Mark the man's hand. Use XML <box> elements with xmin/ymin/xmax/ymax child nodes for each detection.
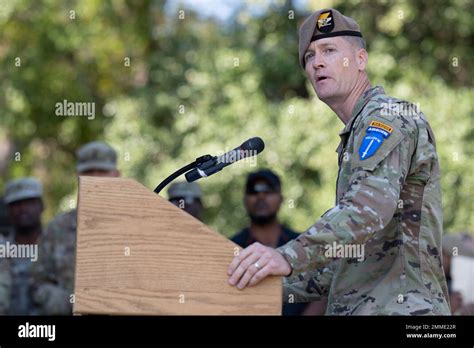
<box><xmin>227</xmin><ymin>242</ymin><xmax>292</xmax><ymax>290</ymax></box>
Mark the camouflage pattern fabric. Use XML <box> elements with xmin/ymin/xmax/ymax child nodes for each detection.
<box><xmin>32</xmin><ymin>209</ymin><xmax>76</xmax><ymax>315</ymax></box>
<box><xmin>8</xmin><ymin>241</ymin><xmax>38</xmax><ymax>315</ymax></box>
<box><xmin>0</xmin><ymin>235</ymin><xmax>11</xmax><ymax>314</ymax></box>
<box><xmin>278</xmin><ymin>86</ymin><xmax>451</xmax><ymax>315</ymax></box>
<box><xmin>3</xmin><ymin>177</ymin><xmax>43</xmax><ymax>205</ymax></box>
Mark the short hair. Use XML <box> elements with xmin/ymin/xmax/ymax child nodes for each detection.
<box><xmin>343</xmin><ymin>36</ymin><xmax>366</xmax><ymax>50</ymax></box>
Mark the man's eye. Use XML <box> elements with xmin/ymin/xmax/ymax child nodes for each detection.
<box><xmin>324</xmin><ymin>48</ymin><xmax>335</xmax><ymax>53</ymax></box>
<box><xmin>305</xmin><ymin>52</ymin><xmax>314</xmax><ymax>60</ymax></box>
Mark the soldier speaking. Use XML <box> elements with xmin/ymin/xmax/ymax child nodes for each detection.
<box><xmin>227</xmin><ymin>8</ymin><xmax>450</xmax><ymax>315</ymax></box>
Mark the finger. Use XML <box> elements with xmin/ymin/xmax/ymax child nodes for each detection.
<box><xmin>227</xmin><ymin>243</ymin><xmax>258</xmax><ymax>275</ymax></box>
<box><xmin>248</xmin><ymin>263</ymin><xmax>272</xmax><ymax>287</ymax></box>
<box><xmin>236</xmin><ymin>255</ymin><xmax>270</xmax><ymax>290</ymax></box>
<box><xmin>228</xmin><ymin>251</ymin><xmax>261</xmax><ymax>286</ymax></box>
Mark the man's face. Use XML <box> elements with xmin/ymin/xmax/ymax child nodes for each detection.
<box><xmin>7</xmin><ymin>198</ymin><xmax>43</xmax><ymax>230</ymax></box>
<box><xmin>80</xmin><ymin>169</ymin><xmax>120</xmax><ymax>177</ymax></box>
<box><xmin>244</xmin><ymin>180</ymin><xmax>282</xmax><ymax>225</ymax></box>
<box><xmin>304</xmin><ymin>37</ymin><xmax>364</xmax><ymax>103</ymax></box>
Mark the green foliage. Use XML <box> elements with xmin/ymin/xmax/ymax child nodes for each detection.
<box><xmin>0</xmin><ymin>0</ymin><xmax>472</xmax><ymax>235</ymax></box>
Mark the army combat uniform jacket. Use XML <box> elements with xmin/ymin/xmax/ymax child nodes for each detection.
<box><xmin>0</xmin><ymin>235</ymin><xmax>11</xmax><ymax>314</ymax></box>
<box><xmin>32</xmin><ymin>209</ymin><xmax>76</xmax><ymax>315</ymax></box>
<box><xmin>278</xmin><ymin>86</ymin><xmax>451</xmax><ymax>315</ymax></box>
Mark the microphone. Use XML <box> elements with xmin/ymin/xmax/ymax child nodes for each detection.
<box><xmin>185</xmin><ymin>137</ymin><xmax>265</xmax><ymax>183</ymax></box>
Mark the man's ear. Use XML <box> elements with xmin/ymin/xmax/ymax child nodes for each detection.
<box><xmin>357</xmin><ymin>48</ymin><xmax>368</xmax><ymax>71</ymax></box>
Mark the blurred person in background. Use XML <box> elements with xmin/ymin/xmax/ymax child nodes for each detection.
<box><xmin>442</xmin><ymin>232</ymin><xmax>474</xmax><ymax>315</ymax></box>
<box><xmin>168</xmin><ymin>181</ymin><xmax>204</xmax><ymax>221</ymax></box>
<box><xmin>32</xmin><ymin>141</ymin><xmax>120</xmax><ymax>315</ymax></box>
<box><xmin>3</xmin><ymin>177</ymin><xmax>44</xmax><ymax>315</ymax></box>
<box><xmin>231</xmin><ymin>169</ymin><xmax>326</xmax><ymax>315</ymax></box>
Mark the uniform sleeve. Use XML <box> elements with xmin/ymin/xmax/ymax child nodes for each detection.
<box><xmin>277</xmin><ymin>116</ymin><xmax>415</xmax><ymax>275</ymax></box>
<box><xmin>282</xmin><ymin>262</ymin><xmax>335</xmax><ymax>303</ymax></box>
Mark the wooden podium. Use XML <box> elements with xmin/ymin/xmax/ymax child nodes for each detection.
<box><xmin>74</xmin><ymin>177</ymin><xmax>282</xmax><ymax>315</ymax></box>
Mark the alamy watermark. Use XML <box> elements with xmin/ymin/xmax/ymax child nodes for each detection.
<box><xmin>18</xmin><ymin>322</ymin><xmax>55</xmax><ymax>341</ymax></box>
<box><xmin>0</xmin><ymin>241</ymin><xmax>38</xmax><ymax>262</ymax></box>
<box><xmin>324</xmin><ymin>241</ymin><xmax>365</xmax><ymax>262</ymax></box>
<box><xmin>55</xmin><ymin>99</ymin><xmax>95</xmax><ymax>120</ymax></box>
<box><xmin>216</xmin><ymin>147</ymin><xmax>258</xmax><ymax>167</ymax></box>
<box><xmin>381</xmin><ymin>100</ymin><xmax>421</xmax><ymax>118</ymax></box>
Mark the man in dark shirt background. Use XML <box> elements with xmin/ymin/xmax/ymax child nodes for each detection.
<box><xmin>231</xmin><ymin>169</ymin><xmax>325</xmax><ymax>315</ymax></box>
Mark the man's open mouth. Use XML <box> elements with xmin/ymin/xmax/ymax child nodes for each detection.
<box><xmin>317</xmin><ymin>76</ymin><xmax>329</xmax><ymax>82</ymax></box>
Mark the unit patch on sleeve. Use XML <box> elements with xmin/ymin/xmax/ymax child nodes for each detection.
<box><xmin>358</xmin><ymin>120</ymin><xmax>393</xmax><ymax>160</ymax></box>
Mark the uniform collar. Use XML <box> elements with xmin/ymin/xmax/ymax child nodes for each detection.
<box><xmin>338</xmin><ymin>85</ymin><xmax>385</xmax><ymax>136</ymax></box>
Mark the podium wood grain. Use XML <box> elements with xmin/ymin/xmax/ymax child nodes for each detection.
<box><xmin>74</xmin><ymin>176</ymin><xmax>282</xmax><ymax>315</ymax></box>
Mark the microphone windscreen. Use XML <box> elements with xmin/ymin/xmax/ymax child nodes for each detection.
<box><xmin>241</xmin><ymin>137</ymin><xmax>265</xmax><ymax>154</ymax></box>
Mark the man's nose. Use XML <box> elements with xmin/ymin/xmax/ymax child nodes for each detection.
<box><xmin>252</xmin><ymin>192</ymin><xmax>269</xmax><ymax>202</ymax></box>
<box><xmin>312</xmin><ymin>53</ymin><xmax>325</xmax><ymax>69</ymax></box>
<box><xmin>16</xmin><ymin>201</ymin><xmax>28</xmax><ymax>211</ymax></box>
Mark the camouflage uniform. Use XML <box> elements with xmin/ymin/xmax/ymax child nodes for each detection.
<box><xmin>0</xmin><ymin>235</ymin><xmax>12</xmax><ymax>314</ymax></box>
<box><xmin>33</xmin><ymin>210</ymin><xmax>76</xmax><ymax>315</ymax></box>
<box><xmin>3</xmin><ymin>177</ymin><xmax>43</xmax><ymax>315</ymax></box>
<box><xmin>278</xmin><ymin>86</ymin><xmax>451</xmax><ymax>315</ymax></box>
<box><xmin>32</xmin><ymin>141</ymin><xmax>117</xmax><ymax>315</ymax></box>
<box><xmin>6</xmin><ymin>238</ymin><xmax>40</xmax><ymax>315</ymax></box>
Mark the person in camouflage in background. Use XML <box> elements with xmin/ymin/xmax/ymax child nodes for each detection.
<box><xmin>32</xmin><ymin>141</ymin><xmax>120</xmax><ymax>315</ymax></box>
<box><xmin>2</xmin><ymin>177</ymin><xmax>44</xmax><ymax>315</ymax></box>
<box><xmin>0</xmin><ymin>196</ymin><xmax>13</xmax><ymax>314</ymax></box>
<box><xmin>227</xmin><ymin>8</ymin><xmax>451</xmax><ymax>315</ymax></box>
<box><xmin>0</xmin><ymin>233</ymin><xmax>12</xmax><ymax>314</ymax></box>
<box><xmin>168</xmin><ymin>181</ymin><xmax>204</xmax><ymax>220</ymax></box>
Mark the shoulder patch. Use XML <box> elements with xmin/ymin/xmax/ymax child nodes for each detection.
<box><xmin>359</xmin><ymin>120</ymin><xmax>393</xmax><ymax>160</ymax></box>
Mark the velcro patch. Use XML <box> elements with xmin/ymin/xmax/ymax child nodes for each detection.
<box><xmin>359</xmin><ymin>120</ymin><xmax>393</xmax><ymax>160</ymax></box>
<box><xmin>369</xmin><ymin>120</ymin><xmax>393</xmax><ymax>135</ymax></box>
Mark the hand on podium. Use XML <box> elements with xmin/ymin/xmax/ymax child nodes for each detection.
<box><xmin>227</xmin><ymin>242</ymin><xmax>292</xmax><ymax>290</ymax></box>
